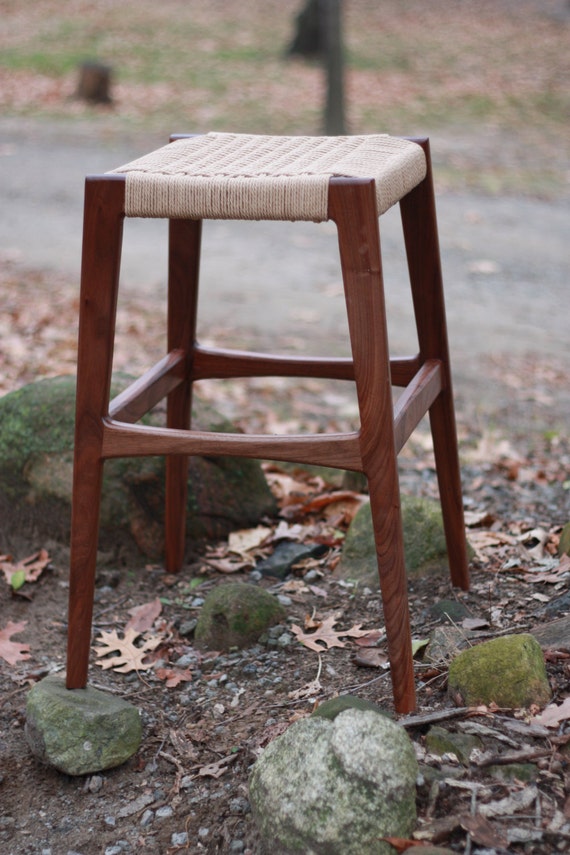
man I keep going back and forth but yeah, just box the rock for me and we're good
[0,376,275,557]
[425,725,482,765]
[194,583,286,650]
[25,674,141,775]
[558,521,570,556]
[424,625,480,664]
[426,598,470,624]
[336,496,466,585]
[311,694,390,721]
[530,615,570,650]
[255,540,327,580]
[249,709,418,855]
[447,633,552,708]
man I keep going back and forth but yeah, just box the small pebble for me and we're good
[87,775,104,793]
[171,833,188,847]
[230,842,245,853]
[198,827,209,838]
[140,809,154,827]
[155,805,174,820]
[178,619,198,636]
[104,816,116,827]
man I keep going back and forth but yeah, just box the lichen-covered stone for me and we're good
[0,376,275,556]
[249,709,418,855]
[25,674,141,775]
[448,633,552,708]
[336,496,465,586]
[194,583,286,650]
[311,694,390,721]
[425,725,482,765]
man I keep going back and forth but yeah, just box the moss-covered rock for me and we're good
[25,674,141,775]
[425,725,482,766]
[312,694,390,721]
[194,582,286,650]
[0,376,276,557]
[249,709,418,855]
[336,495,468,585]
[448,633,552,708]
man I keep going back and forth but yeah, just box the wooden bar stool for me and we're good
[66,133,469,713]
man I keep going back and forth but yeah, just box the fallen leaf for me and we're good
[0,549,50,589]
[155,667,194,688]
[353,648,389,669]
[93,628,161,673]
[205,557,252,574]
[462,617,490,630]
[460,814,509,849]
[228,525,272,556]
[0,620,31,665]
[125,598,162,633]
[198,752,239,779]
[533,696,570,728]
[291,615,371,652]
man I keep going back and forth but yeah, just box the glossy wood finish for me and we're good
[66,142,469,713]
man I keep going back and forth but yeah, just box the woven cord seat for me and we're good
[110,132,427,221]
[67,132,469,714]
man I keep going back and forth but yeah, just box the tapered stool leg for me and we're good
[400,143,469,591]
[331,179,416,713]
[165,219,202,572]
[66,177,125,688]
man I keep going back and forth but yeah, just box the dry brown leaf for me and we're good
[353,648,390,669]
[0,549,50,587]
[533,696,570,728]
[291,615,371,653]
[228,525,272,556]
[155,667,194,688]
[0,620,31,666]
[125,598,162,633]
[93,628,161,673]
[205,557,252,574]
[198,752,239,779]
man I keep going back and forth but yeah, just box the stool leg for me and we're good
[331,180,416,713]
[67,177,125,689]
[399,143,469,591]
[165,219,202,573]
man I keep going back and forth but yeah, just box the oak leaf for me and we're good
[93,628,161,673]
[0,620,31,665]
[125,598,162,633]
[291,615,370,652]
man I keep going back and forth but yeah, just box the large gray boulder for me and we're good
[249,708,418,854]
[26,674,141,775]
[0,376,276,557]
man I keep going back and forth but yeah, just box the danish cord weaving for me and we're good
[109,132,427,222]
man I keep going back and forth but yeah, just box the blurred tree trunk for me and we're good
[287,0,347,135]
[321,0,346,135]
